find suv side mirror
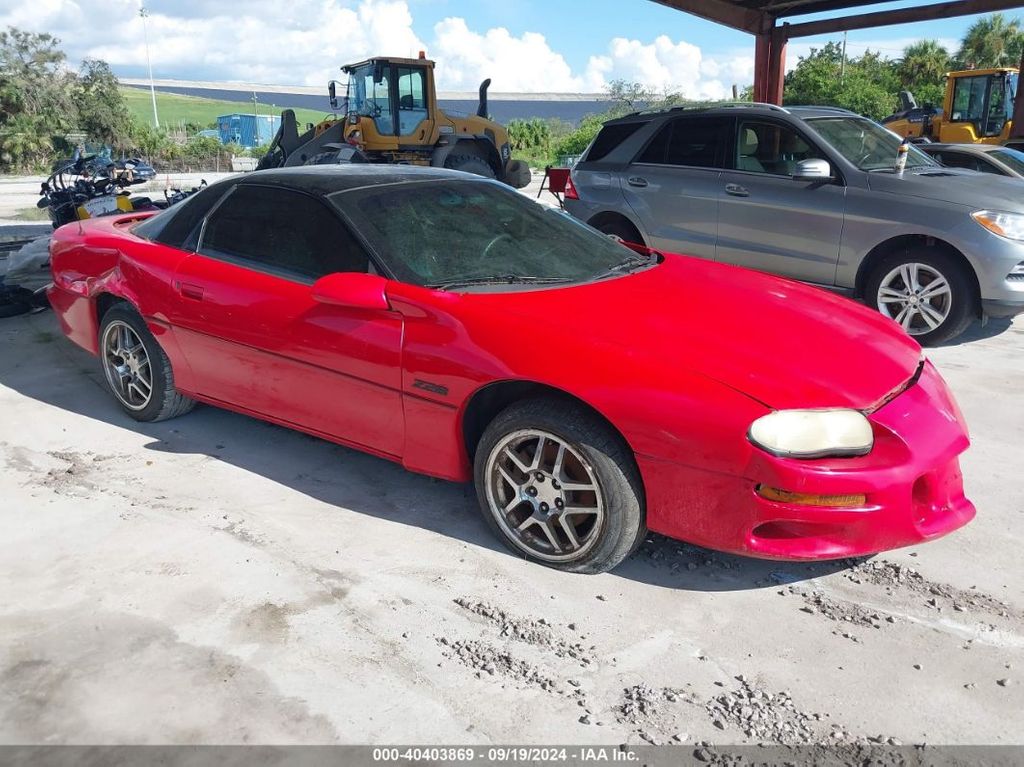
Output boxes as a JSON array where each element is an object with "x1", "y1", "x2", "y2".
[
  {"x1": 793, "y1": 158, "x2": 834, "y2": 181},
  {"x1": 312, "y1": 272, "x2": 390, "y2": 311}
]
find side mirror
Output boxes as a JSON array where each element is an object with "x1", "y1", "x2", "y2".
[
  {"x1": 328, "y1": 80, "x2": 339, "y2": 110},
  {"x1": 792, "y1": 158, "x2": 834, "y2": 181},
  {"x1": 311, "y1": 272, "x2": 390, "y2": 311}
]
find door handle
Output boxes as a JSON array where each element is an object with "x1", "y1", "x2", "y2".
[
  {"x1": 627, "y1": 176, "x2": 648, "y2": 188},
  {"x1": 725, "y1": 183, "x2": 749, "y2": 197},
  {"x1": 176, "y1": 281, "x2": 204, "y2": 301}
]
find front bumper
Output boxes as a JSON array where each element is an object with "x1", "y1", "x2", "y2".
[{"x1": 641, "y1": 361, "x2": 974, "y2": 560}]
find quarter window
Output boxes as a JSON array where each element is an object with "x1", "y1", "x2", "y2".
[
  {"x1": 636, "y1": 117, "x2": 729, "y2": 168},
  {"x1": 200, "y1": 185, "x2": 369, "y2": 281}
]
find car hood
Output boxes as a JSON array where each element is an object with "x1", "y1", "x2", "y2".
[
  {"x1": 449, "y1": 256, "x2": 922, "y2": 411},
  {"x1": 867, "y1": 166, "x2": 1024, "y2": 209}
]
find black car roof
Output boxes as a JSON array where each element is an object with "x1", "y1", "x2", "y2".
[{"x1": 235, "y1": 164, "x2": 471, "y2": 196}]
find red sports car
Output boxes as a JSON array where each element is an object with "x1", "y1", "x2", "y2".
[{"x1": 48, "y1": 166, "x2": 975, "y2": 573}]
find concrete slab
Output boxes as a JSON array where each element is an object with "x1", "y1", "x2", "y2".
[{"x1": 0, "y1": 309, "x2": 1020, "y2": 746}]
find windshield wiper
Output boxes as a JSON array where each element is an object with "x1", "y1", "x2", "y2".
[
  {"x1": 592, "y1": 251, "x2": 657, "y2": 280},
  {"x1": 427, "y1": 274, "x2": 575, "y2": 291}
]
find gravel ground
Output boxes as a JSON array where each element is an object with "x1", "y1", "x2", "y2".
[{"x1": 0, "y1": 237, "x2": 1021, "y2": 747}]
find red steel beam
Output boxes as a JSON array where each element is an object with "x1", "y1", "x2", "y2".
[
  {"x1": 1012, "y1": 49, "x2": 1024, "y2": 139},
  {"x1": 650, "y1": 0, "x2": 767, "y2": 34},
  {"x1": 779, "y1": 0, "x2": 1024, "y2": 39}
]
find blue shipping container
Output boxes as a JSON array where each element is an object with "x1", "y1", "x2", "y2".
[{"x1": 216, "y1": 113, "x2": 282, "y2": 149}]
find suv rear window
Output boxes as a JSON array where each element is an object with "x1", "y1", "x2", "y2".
[
  {"x1": 586, "y1": 121, "x2": 647, "y2": 161},
  {"x1": 636, "y1": 116, "x2": 730, "y2": 168}
]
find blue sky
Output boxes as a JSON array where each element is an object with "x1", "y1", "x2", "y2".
[
  {"x1": 0, "y1": 0, "x2": 1016, "y2": 94},
  {"x1": 416, "y1": 0, "x2": 999, "y2": 70}
]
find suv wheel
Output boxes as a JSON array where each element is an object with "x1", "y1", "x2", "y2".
[
  {"x1": 593, "y1": 219, "x2": 644, "y2": 247},
  {"x1": 865, "y1": 249, "x2": 974, "y2": 346}
]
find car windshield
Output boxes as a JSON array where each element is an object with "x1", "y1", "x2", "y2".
[
  {"x1": 806, "y1": 116, "x2": 938, "y2": 171},
  {"x1": 331, "y1": 179, "x2": 645, "y2": 289},
  {"x1": 990, "y1": 148, "x2": 1024, "y2": 176}
]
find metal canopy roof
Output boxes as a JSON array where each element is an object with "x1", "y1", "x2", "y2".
[{"x1": 652, "y1": 0, "x2": 1024, "y2": 37}]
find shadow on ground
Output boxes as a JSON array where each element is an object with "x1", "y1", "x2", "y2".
[{"x1": 1, "y1": 312, "x2": 859, "y2": 593}]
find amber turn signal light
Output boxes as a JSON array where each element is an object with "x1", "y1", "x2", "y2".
[{"x1": 756, "y1": 485, "x2": 866, "y2": 508}]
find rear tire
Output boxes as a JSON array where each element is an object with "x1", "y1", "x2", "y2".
[
  {"x1": 865, "y1": 248, "x2": 974, "y2": 346},
  {"x1": 98, "y1": 304, "x2": 195, "y2": 422},
  {"x1": 444, "y1": 154, "x2": 496, "y2": 179},
  {"x1": 473, "y1": 398, "x2": 646, "y2": 574}
]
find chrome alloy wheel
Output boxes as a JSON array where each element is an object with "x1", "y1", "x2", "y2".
[
  {"x1": 101, "y1": 320, "x2": 153, "y2": 411},
  {"x1": 876, "y1": 262, "x2": 952, "y2": 336},
  {"x1": 484, "y1": 429, "x2": 605, "y2": 563}
]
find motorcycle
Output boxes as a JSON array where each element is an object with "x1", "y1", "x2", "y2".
[
  {"x1": 1, "y1": 170, "x2": 207, "y2": 318},
  {"x1": 37, "y1": 154, "x2": 166, "y2": 230}
]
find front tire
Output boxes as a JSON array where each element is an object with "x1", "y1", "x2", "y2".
[
  {"x1": 444, "y1": 154, "x2": 496, "y2": 180},
  {"x1": 473, "y1": 398, "x2": 645, "y2": 574},
  {"x1": 98, "y1": 304, "x2": 195, "y2": 422},
  {"x1": 865, "y1": 248, "x2": 975, "y2": 346}
]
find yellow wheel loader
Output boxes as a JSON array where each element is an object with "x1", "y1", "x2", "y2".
[
  {"x1": 258, "y1": 54, "x2": 532, "y2": 188},
  {"x1": 883, "y1": 68, "x2": 1023, "y2": 150}
]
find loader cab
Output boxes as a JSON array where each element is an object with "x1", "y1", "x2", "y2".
[
  {"x1": 945, "y1": 69, "x2": 1017, "y2": 142},
  {"x1": 342, "y1": 57, "x2": 435, "y2": 144}
]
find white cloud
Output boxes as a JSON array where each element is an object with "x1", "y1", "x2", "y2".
[{"x1": 0, "y1": 1, "x2": 956, "y2": 96}]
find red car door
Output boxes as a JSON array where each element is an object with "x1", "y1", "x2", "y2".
[{"x1": 167, "y1": 183, "x2": 405, "y2": 459}]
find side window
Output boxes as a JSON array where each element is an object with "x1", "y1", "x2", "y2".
[
  {"x1": 636, "y1": 117, "x2": 728, "y2": 168},
  {"x1": 736, "y1": 121, "x2": 823, "y2": 176},
  {"x1": 134, "y1": 180, "x2": 236, "y2": 250},
  {"x1": 933, "y1": 151, "x2": 972, "y2": 169},
  {"x1": 396, "y1": 66, "x2": 428, "y2": 136},
  {"x1": 974, "y1": 157, "x2": 1005, "y2": 175},
  {"x1": 951, "y1": 76, "x2": 987, "y2": 123},
  {"x1": 199, "y1": 185, "x2": 369, "y2": 281},
  {"x1": 362, "y1": 69, "x2": 393, "y2": 136}
]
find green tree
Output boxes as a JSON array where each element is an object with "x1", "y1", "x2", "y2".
[
  {"x1": 955, "y1": 13, "x2": 1024, "y2": 69},
  {"x1": 0, "y1": 112, "x2": 54, "y2": 168},
  {"x1": 75, "y1": 59, "x2": 133, "y2": 148},
  {"x1": 897, "y1": 40, "x2": 950, "y2": 107},
  {"x1": 0, "y1": 27, "x2": 73, "y2": 129},
  {"x1": 784, "y1": 43, "x2": 899, "y2": 120}
]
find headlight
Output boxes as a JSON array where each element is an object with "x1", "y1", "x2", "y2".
[
  {"x1": 972, "y1": 210, "x2": 1024, "y2": 242},
  {"x1": 748, "y1": 409, "x2": 873, "y2": 459}
]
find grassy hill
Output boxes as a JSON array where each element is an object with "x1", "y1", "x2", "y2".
[{"x1": 120, "y1": 87, "x2": 332, "y2": 131}]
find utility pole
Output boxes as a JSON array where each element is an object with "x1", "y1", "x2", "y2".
[
  {"x1": 252, "y1": 91, "x2": 260, "y2": 147},
  {"x1": 140, "y1": 5, "x2": 159, "y2": 128},
  {"x1": 840, "y1": 30, "x2": 848, "y2": 84}
]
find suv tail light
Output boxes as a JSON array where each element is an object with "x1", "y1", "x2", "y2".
[{"x1": 564, "y1": 173, "x2": 579, "y2": 201}]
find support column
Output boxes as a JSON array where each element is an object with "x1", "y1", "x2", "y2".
[
  {"x1": 1011, "y1": 49, "x2": 1024, "y2": 140},
  {"x1": 766, "y1": 28, "x2": 787, "y2": 106},
  {"x1": 753, "y1": 33, "x2": 770, "y2": 102},
  {"x1": 752, "y1": 25, "x2": 786, "y2": 105}
]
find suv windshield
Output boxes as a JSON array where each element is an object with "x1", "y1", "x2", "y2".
[
  {"x1": 806, "y1": 116, "x2": 938, "y2": 171},
  {"x1": 331, "y1": 180, "x2": 645, "y2": 289}
]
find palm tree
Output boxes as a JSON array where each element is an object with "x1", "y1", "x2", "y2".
[
  {"x1": 955, "y1": 13, "x2": 1024, "y2": 69},
  {"x1": 0, "y1": 113, "x2": 53, "y2": 169},
  {"x1": 899, "y1": 41, "x2": 951, "y2": 86}
]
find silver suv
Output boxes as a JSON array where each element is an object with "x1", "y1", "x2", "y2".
[{"x1": 565, "y1": 103, "x2": 1024, "y2": 345}]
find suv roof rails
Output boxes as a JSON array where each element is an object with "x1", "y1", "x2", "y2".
[
  {"x1": 787, "y1": 105, "x2": 857, "y2": 115},
  {"x1": 620, "y1": 101, "x2": 791, "y2": 120}
]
